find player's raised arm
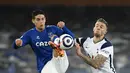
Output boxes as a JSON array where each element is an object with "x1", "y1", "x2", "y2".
[{"x1": 57, "y1": 21, "x2": 74, "y2": 38}]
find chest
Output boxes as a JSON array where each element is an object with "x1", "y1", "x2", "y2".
[
  {"x1": 83, "y1": 42, "x2": 103, "y2": 57},
  {"x1": 30, "y1": 31, "x2": 51, "y2": 47}
]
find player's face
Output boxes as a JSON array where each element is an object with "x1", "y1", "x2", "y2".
[
  {"x1": 93, "y1": 21, "x2": 107, "y2": 37},
  {"x1": 32, "y1": 14, "x2": 46, "y2": 31}
]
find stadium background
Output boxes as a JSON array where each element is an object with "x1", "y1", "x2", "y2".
[{"x1": 0, "y1": 0, "x2": 130, "y2": 73}]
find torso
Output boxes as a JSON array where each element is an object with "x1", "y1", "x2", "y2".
[{"x1": 83, "y1": 37, "x2": 116, "y2": 73}]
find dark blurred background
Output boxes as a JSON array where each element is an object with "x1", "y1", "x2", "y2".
[{"x1": 0, "y1": 0, "x2": 130, "y2": 73}]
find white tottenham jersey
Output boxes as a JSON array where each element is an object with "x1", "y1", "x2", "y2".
[{"x1": 76, "y1": 37, "x2": 116, "y2": 73}]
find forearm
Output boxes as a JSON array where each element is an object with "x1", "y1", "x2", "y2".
[
  {"x1": 62, "y1": 26, "x2": 74, "y2": 38},
  {"x1": 78, "y1": 53, "x2": 100, "y2": 69}
]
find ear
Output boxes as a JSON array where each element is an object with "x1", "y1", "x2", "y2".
[
  {"x1": 44, "y1": 17, "x2": 46, "y2": 23},
  {"x1": 104, "y1": 29, "x2": 107, "y2": 35},
  {"x1": 93, "y1": 27, "x2": 95, "y2": 32},
  {"x1": 105, "y1": 30, "x2": 107, "y2": 34},
  {"x1": 32, "y1": 19, "x2": 35, "y2": 24}
]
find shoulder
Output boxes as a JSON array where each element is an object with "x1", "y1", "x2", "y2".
[
  {"x1": 83, "y1": 37, "x2": 92, "y2": 43},
  {"x1": 101, "y1": 38, "x2": 113, "y2": 49},
  {"x1": 82, "y1": 37, "x2": 92, "y2": 46},
  {"x1": 22, "y1": 28, "x2": 35, "y2": 35},
  {"x1": 27, "y1": 28, "x2": 35, "y2": 33},
  {"x1": 76, "y1": 37, "x2": 91, "y2": 47},
  {"x1": 20, "y1": 28, "x2": 35, "y2": 39},
  {"x1": 46, "y1": 25, "x2": 58, "y2": 29},
  {"x1": 46, "y1": 25, "x2": 60, "y2": 32},
  {"x1": 46, "y1": 25, "x2": 60, "y2": 31}
]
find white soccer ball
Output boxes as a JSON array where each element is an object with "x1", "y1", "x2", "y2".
[{"x1": 59, "y1": 34, "x2": 74, "y2": 50}]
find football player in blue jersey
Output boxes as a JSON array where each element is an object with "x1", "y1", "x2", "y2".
[{"x1": 12, "y1": 10, "x2": 74, "y2": 73}]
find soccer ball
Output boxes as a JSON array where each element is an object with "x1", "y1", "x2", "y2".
[{"x1": 59, "y1": 34, "x2": 74, "y2": 50}]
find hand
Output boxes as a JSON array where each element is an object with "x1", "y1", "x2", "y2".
[
  {"x1": 57, "y1": 21, "x2": 65, "y2": 29},
  {"x1": 75, "y1": 43, "x2": 82, "y2": 56},
  {"x1": 15, "y1": 39, "x2": 22, "y2": 46}
]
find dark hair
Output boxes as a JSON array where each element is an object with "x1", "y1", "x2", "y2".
[
  {"x1": 32, "y1": 10, "x2": 45, "y2": 19},
  {"x1": 97, "y1": 18, "x2": 108, "y2": 27}
]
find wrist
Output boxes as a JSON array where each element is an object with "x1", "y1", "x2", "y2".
[{"x1": 77, "y1": 51, "x2": 82, "y2": 56}]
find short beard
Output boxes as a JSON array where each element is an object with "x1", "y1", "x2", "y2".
[
  {"x1": 37, "y1": 27, "x2": 44, "y2": 31},
  {"x1": 94, "y1": 33, "x2": 100, "y2": 38},
  {"x1": 38, "y1": 28, "x2": 44, "y2": 31},
  {"x1": 39, "y1": 25, "x2": 45, "y2": 31}
]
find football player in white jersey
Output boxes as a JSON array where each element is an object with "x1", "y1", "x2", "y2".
[{"x1": 75, "y1": 18, "x2": 116, "y2": 73}]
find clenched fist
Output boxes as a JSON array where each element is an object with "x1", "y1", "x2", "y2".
[
  {"x1": 57, "y1": 21, "x2": 65, "y2": 29},
  {"x1": 15, "y1": 39, "x2": 22, "y2": 46}
]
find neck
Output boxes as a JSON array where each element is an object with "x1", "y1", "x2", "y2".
[
  {"x1": 93, "y1": 35, "x2": 104, "y2": 43},
  {"x1": 36, "y1": 27, "x2": 44, "y2": 32}
]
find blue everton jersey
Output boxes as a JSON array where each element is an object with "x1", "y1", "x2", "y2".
[{"x1": 12, "y1": 25, "x2": 74, "y2": 73}]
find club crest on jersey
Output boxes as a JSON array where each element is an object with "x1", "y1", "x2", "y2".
[
  {"x1": 36, "y1": 36, "x2": 40, "y2": 39},
  {"x1": 48, "y1": 32, "x2": 53, "y2": 38}
]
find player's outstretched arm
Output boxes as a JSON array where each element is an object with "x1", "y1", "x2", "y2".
[
  {"x1": 12, "y1": 32, "x2": 30, "y2": 49},
  {"x1": 57, "y1": 21, "x2": 74, "y2": 38},
  {"x1": 75, "y1": 43, "x2": 107, "y2": 69}
]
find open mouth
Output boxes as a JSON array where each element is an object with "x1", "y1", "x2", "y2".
[{"x1": 40, "y1": 25, "x2": 43, "y2": 27}]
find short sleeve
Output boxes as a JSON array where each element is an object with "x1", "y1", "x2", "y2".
[
  {"x1": 75, "y1": 37, "x2": 87, "y2": 47},
  {"x1": 20, "y1": 32, "x2": 30, "y2": 46},
  {"x1": 12, "y1": 31, "x2": 30, "y2": 49},
  {"x1": 98, "y1": 46, "x2": 113, "y2": 58}
]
